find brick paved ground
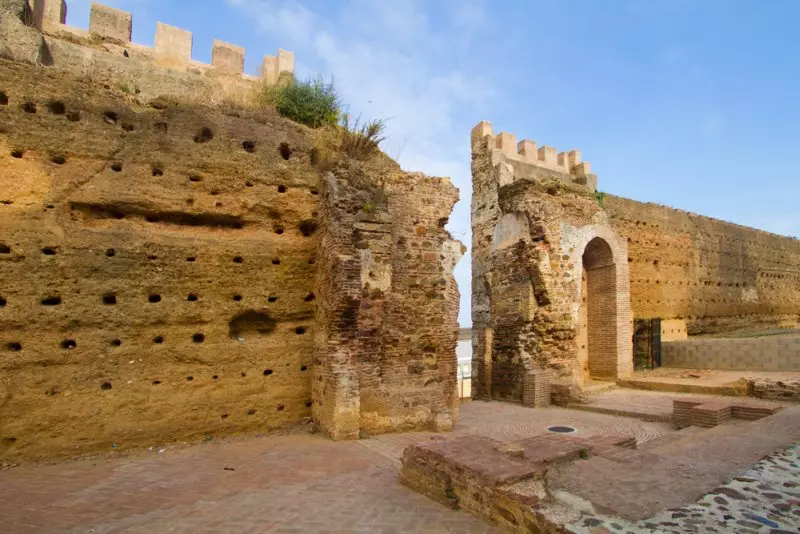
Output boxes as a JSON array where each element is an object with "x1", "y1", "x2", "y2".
[{"x1": 0, "y1": 402, "x2": 673, "y2": 533}]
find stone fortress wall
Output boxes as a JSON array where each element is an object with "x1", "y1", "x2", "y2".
[
  {"x1": 0, "y1": 0, "x2": 462, "y2": 462},
  {"x1": 472, "y1": 120, "x2": 800, "y2": 402}
]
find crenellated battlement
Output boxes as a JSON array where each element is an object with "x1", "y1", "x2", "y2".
[
  {"x1": 31, "y1": 0, "x2": 293, "y2": 84},
  {"x1": 471, "y1": 120, "x2": 597, "y2": 191}
]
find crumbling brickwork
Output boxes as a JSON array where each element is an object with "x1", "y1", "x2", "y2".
[
  {"x1": 471, "y1": 121, "x2": 632, "y2": 400},
  {"x1": 0, "y1": 0, "x2": 463, "y2": 461},
  {"x1": 313, "y1": 161, "x2": 463, "y2": 439}
]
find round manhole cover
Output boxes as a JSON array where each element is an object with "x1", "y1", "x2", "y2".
[{"x1": 547, "y1": 425, "x2": 576, "y2": 434}]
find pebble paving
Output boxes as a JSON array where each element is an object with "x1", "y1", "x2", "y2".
[{"x1": 567, "y1": 443, "x2": 800, "y2": 534}]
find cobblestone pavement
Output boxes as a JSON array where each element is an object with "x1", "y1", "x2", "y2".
[
  {"x1": 567, "y1": 443, "x2": 800, "y2": 534},
  {"x1": 0, "y1": 402, "x2": 673, "y2": 533}
]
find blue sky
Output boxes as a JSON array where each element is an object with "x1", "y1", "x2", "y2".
[{"x1": 66, "y1": 0, "x2": 800, "y2": 325}]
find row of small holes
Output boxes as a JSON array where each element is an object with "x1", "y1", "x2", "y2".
[
  {"x1": 0, "y1": 293, "x2": 313, "y2": 306},
  {"x1": 4, "y1": 326, "x2": 308, "y2": 351},
  {"x1": 3, "y1": 97, "x2": 309, "y2": 164}
]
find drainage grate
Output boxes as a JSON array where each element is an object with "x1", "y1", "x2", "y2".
[{"x1": 547, "y1": 425, "x2": 576, "y2": 434}]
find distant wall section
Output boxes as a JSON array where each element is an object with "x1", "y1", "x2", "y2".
[{"x1": 606, "y1": 196, "x2": 800, "y2": 335}]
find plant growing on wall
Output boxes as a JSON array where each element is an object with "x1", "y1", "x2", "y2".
[
  {"x1": 261, "y1": 75, "x2": 340, "y2": 128},
  {"x1": 594, "y1": 191, "x2": 606, "y2": 208}
]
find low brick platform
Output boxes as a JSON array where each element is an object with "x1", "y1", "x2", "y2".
[
  {"x1": 673, "y1": 398, "x2": 783, "y2": 429},
  {"x1": 400, "y1": 433, "x2": 635, "y2": 533}
]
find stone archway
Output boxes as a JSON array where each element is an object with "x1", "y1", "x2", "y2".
[{"x1": 581, "y1": 237, "x2": 618, "y2": 379}]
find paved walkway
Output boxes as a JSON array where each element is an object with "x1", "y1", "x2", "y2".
[{"x1": 0, "y1": 402, "x2": 672, "y2": 533}]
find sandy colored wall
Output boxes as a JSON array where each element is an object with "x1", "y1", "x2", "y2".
[
  {"x1": 605, "y1": 196, "x2": 800, "y2": 335},
  {"x1": 0, "y1": 58, "x2": 320, "y2": 461}
]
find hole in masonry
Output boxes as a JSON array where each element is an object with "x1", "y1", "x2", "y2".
[
  {"x1": 247, "y1": 409, "x2": 256, "y2": 415},
  {"x1": 46, "y1": 204, "x2": 55, "y2": 209},
  {"x1": 212, "y1": 375, "x2": 219, "y2": 380},
  {"x1": 242, "y1": 140, "x2": 256, "y2": 153},
  {"x1": 122, "y1": 122, "x2": 134, "y2": 132},
  {"x1": 152, "y1": 380, "x2": 161, "y2": 385},
  {"x1": 47, "y1": 101, "x2": 66, "y2": 115},
  {"x1": 60, "y1": 339, "x2": 76, "y2": 349},
  {"x1": 221, "y1": 413, "x2": 229, "y2": 419},
  {"x1": 301, "y1": 365, "x2": 308, "y2": 371},
  {"x1": 278, "y1": 142, "x2": 292, "y2": 160},
  {"x1": 111, "y1": 162, "x2": 122, "y2": 172},
  {"x1": 189, "y1": 175, "x2": 203, "y2": 182},
  {"x1": 152, "y1": 167, "x2": 163, "y2": 177},
  {"x1": 547, "y1": 426, "x2": 576, "y2": 434},
  {"x1": 102, "y1": 293, "x2": 117, "y2": 305},
  {"x1": 110, "y1": 339, "x2": 121, "y2": 347},
  {"x1": 41, "y1": 296, "x2": 62, "y2": 306},
  {"x1": 245, "y1": 181, "x2": 254, "y2": 187},
  {"x1": 153, "y1": 336, "x2": 164, "y2": 344},
  {"x1": 0, "y1": 244, "x2": 10, "y2": 254},
  {"x1": 310, "y1": 188, "x2": 319, "y2": 195},
  {"x1": 3, "y1": 437, "x2": 17, "y2": 444},
  {"x1": 305, "y1": 400, "x2": 312, "y2": 408},
  {"x1": 186, "y1": 376, "x2": 193, "y2": 381},
  {"x1": 295, "y1": 327, "x2": 306, "y2": 335},
  {"x1": 277, "y1": 184, "x2": 287, "y2": 193},
  {"x1": 299, "y1": 220, "x2": 318, "y2": 237},
  {"x1": 267, "y1": 296, "x2": 278, "y2": 303},
  {"x1": 274, "y1": 226, "x2": 284, "y2": 235},
  {"x1": 105, "y1": 248, "x2": 116, "y2": 257},
  {"x1": 304, "y1": 293, "x2": 315, "y2": 302},
  {"x1": 241, "y1": 371, "x2": 247, "y2": 377},
  {"x1": 100, "y1": 382, "x2": 112, "y2": 390},
  {"x1": 0, "y1": 91, "x2": 7, "y2": 105},
  {"x1": 186, "y1": 256, "x2": 196, "y2": 262},
  {"x1": 51, "y1": 154, "x2": 66, "y2": 165},
  {"x1": 192, "y1": 333, "x2": 205, "y2": 343},
  {"x1": 104, "y1": 111, "x2": 118, "y2": 125},
  {"x1": 10, "y1": 149, "x2": 23, "y2": 158},
  {"x1": 309, "y1": 148, "x2": 319, "y2": 165},
  {"x1": 276, "y1": 404, "x2": 284, "y2": 412},
  {"x1": 308, "y1": 256, "x2": 316, "y2": 264},
  {"x1": 232, "y1": 294, "x2": 242, "y2": 302},
  {"x1": 187, "y1": 294, "x2": 198, "y2": 302},
  {"x1": 233, "y1": 256, "x2": 243, "y2": 264},
  {"x1": 147, "y1": 255, "x2": 158, "y2": 260},
  {"x1": 22, "y1": 101, "x2": 36, "y2": 113},
  {"x1": 210, "y1": 189, "x2": 220, "y2": 196},
  {"x1": 41, "y1": 246, "x2": 57, "y2": 255},
  {"x1": 194, "y1": 127, "x2": 213, "y2": 143},
  {"x1": 148, "y1": 294, "x2": 162, "y2": 303},
  {"x1": 272, "y1": 258, "x2": 280, "y2": 265},
  {"x1": 0, "y1": 297, "x2": 6, "y2": 307},
  {"x1": 66, "y1": 110, "x2": 81, "y2": 122},
  {"x1": 7, "y1": 342, "x2": 22, "y2": 351},
  {"x1": 263, "y1": 369, "x2": 273, "y2": 376}
]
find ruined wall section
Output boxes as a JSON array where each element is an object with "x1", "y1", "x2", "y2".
[
  {"x1": 471, "y1": 121, "x2": 630, "y2": 399},
  {"x1": 0, "y1": 59, "x2": 320, "y2": 461},
  {"x1": 2, "y1": 0, "x2": 294, "y2": 105},
  {"x1": 606, "y1": 196, "x2": 800, "y2": 335},
  {"x1": 314, "y1": 161, "x2": 462, "y2": 438}
]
